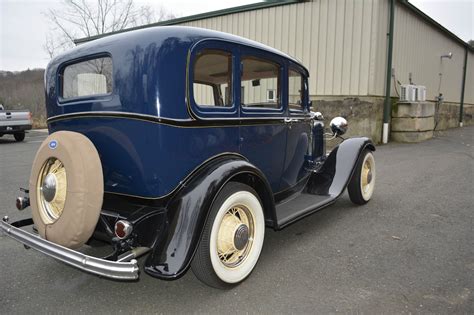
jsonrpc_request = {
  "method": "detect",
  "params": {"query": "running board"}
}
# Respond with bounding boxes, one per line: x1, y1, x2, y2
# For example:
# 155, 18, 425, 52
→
275, 192, 336, 229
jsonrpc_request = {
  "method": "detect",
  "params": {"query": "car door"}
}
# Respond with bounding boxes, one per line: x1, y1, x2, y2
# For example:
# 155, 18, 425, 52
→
279, 66, 311, 193
238, 48, 287, 193
187, 42, 240, 170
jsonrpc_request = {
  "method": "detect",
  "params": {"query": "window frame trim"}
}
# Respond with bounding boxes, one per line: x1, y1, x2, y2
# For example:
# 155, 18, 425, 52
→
287, 62, 310, 117
188, 41, 238, 118
57, 53, 114, 105
239, 48, 286, 117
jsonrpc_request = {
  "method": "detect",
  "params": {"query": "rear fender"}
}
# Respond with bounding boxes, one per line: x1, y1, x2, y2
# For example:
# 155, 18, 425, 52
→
307, 137, 375, 196
144, 154, 273, 280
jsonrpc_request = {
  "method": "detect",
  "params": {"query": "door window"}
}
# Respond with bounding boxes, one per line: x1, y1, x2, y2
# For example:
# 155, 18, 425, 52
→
288, 69, 305, 113
193, 49, 232, 107
241, 56, 280, 109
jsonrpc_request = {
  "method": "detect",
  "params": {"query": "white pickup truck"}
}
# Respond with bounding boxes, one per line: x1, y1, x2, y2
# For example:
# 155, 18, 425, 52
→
0, 104, 33, 142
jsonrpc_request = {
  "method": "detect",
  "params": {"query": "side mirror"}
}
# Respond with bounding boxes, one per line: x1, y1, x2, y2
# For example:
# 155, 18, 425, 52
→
330, 117, 348, 136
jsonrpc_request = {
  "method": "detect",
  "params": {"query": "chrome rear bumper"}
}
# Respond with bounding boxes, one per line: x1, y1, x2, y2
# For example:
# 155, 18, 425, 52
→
0, 216, 139, 280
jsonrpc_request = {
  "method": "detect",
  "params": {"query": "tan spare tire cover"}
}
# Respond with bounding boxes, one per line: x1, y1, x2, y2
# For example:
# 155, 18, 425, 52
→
29, 131, 103, 249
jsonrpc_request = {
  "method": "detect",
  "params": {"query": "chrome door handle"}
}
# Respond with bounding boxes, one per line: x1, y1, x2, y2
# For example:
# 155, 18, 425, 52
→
284, 118, 298, 123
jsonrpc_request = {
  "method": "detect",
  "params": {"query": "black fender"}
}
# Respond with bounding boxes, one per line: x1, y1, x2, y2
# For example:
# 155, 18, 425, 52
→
306, 137, 375, 197
144, 154, 274, 280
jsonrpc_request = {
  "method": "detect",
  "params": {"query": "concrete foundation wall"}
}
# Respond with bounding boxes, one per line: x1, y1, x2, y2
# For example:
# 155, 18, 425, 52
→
311, 96, 472, 144
435, 102, 474, 130
311, 96, 384, 144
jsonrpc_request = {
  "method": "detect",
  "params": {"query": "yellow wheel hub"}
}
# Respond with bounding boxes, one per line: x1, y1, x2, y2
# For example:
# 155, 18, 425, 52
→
37, 158, 67, 224
361, 160, 372, 190
217, 205, 254, 268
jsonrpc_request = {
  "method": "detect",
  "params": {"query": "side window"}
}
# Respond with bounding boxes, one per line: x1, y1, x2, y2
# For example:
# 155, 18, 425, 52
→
241, 56, 280, 109
193, 49, 232, 107
61, 57, 112, 99
288, 69, 304, 112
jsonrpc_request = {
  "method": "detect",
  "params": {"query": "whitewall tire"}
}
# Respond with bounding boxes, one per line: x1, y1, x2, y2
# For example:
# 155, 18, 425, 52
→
348, 149, 376, 205
191, 182, 265, 289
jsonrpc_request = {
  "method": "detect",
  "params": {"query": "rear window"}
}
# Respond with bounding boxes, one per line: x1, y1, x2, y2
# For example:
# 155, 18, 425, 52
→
61, 57, 112, 99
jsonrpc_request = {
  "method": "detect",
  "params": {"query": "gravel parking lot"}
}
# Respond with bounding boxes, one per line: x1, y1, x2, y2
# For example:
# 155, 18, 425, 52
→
1, 127, 473, 313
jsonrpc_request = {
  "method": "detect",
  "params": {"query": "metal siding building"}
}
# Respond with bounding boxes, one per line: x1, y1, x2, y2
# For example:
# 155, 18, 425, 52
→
392, 3, 473, 104
179, 0, 383, 98
76, 0, 474, 140
174, 0, 473, 105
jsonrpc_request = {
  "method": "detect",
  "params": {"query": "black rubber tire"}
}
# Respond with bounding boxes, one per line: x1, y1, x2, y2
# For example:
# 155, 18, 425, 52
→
191, 182, 264, 289
14, 132, 25, 142
348, 149, 375, 205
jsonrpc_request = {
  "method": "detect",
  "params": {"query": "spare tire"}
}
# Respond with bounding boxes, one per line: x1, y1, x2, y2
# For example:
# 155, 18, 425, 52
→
29, 131, 103, 249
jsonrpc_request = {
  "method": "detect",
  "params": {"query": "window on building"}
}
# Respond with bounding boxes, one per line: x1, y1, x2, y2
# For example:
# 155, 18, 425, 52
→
241, 56, 280, 109
267, 89, 276, 102
193, 49, 232, 107
61, 57, 112, 99
289, 69, 304, 112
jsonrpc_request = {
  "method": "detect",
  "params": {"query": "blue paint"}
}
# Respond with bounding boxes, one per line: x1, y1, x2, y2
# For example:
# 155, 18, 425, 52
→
45, 26, 313, 199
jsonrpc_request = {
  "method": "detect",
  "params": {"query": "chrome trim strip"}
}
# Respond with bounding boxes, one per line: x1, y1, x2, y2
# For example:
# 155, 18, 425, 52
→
0, 218, 139, 280
46, 111, 310, 124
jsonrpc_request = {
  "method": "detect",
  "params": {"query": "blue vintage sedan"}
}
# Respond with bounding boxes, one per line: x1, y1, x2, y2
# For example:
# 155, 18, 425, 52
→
1, 26, 375, 288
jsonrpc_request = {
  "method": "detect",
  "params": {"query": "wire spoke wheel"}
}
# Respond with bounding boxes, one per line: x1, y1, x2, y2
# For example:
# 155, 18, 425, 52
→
37, 157, 67, 224
191, 182, 265, 289
348, 149, 376, 205
360, 152, 375, 200
216, 205, 255, 268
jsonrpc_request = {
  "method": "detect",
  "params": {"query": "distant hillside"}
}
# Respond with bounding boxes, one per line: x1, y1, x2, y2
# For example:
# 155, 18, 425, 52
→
0, 69, 46, 128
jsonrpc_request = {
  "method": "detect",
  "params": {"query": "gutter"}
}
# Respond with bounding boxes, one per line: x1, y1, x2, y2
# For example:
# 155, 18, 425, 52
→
382, 0, 395, 144
459, 47, 468, 127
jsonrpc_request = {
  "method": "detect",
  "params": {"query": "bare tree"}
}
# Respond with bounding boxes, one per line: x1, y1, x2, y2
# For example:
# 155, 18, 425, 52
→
44, 0, 176, 57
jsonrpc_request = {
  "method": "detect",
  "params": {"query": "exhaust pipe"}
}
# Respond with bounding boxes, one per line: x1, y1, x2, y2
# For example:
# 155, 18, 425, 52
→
117, 247, 151, 262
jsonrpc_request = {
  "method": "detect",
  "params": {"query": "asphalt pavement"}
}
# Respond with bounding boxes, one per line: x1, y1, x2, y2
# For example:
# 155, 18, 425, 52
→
0, 127, 473, 314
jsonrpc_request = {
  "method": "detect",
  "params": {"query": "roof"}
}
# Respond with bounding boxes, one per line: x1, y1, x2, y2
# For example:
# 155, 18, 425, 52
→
60, 26, 308, 74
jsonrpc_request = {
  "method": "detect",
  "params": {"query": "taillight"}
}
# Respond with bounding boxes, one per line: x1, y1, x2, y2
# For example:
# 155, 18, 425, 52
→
114, 220, 133, 239
16, 196, 30, 210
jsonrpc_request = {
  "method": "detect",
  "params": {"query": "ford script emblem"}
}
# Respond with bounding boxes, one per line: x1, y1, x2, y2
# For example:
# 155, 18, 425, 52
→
48, 140, 58, 150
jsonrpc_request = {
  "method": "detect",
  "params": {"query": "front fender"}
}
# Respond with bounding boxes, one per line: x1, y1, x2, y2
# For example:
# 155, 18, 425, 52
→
144, 154, 272, 280
307, 137, 375, 197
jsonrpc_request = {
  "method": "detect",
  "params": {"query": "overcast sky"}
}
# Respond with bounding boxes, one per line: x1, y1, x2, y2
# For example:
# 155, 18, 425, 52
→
0, 0, 473, 71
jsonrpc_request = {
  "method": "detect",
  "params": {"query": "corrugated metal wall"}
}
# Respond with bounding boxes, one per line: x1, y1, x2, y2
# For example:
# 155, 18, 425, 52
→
179, 0, 383, 98
178, 0, 473, 105
392, 3, 474, 104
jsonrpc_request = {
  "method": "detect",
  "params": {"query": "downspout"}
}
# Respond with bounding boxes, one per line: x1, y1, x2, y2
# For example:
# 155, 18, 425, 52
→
459, 46, 468, 127
382, 0, 395, 144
